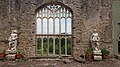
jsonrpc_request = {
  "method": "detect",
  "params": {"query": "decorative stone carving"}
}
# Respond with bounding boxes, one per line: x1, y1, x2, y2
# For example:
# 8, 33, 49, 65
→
90, 29, 100, 51
7, 30, 18, 51
90, 29, 102, 60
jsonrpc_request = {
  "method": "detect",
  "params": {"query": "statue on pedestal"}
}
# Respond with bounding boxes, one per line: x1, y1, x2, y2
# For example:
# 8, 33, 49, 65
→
90, 29, 102, 60
7, 30, 18, 51
90, 29, 100, 51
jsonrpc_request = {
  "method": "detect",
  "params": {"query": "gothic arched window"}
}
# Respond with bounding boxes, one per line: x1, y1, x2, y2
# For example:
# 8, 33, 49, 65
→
36, 2, 72, 56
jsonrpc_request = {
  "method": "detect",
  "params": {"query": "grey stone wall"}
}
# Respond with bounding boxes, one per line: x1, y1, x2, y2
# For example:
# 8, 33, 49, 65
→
64, 0, 113, 59
0, 0, 113, 59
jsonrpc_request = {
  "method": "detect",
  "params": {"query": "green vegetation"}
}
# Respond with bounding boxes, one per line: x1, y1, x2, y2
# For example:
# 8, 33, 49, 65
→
85, 48, 93, 55
101, 48, 110, 55
37, 37, 72, 55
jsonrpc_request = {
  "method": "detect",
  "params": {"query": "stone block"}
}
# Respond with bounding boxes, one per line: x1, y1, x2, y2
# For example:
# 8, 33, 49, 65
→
6, 54, 16, 60
6, 50, 17, 54
94, 56, 102, 60
93, 50, 102, 55
6, 50, 17, 60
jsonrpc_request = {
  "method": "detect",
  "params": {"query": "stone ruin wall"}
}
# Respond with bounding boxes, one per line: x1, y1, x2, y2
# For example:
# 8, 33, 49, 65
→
0, 0, 113, 59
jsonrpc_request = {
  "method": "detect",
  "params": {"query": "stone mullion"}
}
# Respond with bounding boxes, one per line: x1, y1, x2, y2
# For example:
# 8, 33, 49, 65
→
59, 18, 61, 34
47, 7, 49, 55
47, 18, 49, 56
52, 17, 55, 55
59, 18, 61, 56
65, 37, 67, 55
68, 10, 70, 17
65, 19, 67, 34
41, 15, 43, 34
41, 9, 43, 55
65, 10, 67, 55
41, 37, 43, 56
62, 8, 64, 17
53, 37, 55, 55
53, 18, 55, 34
59, 37, 61, 56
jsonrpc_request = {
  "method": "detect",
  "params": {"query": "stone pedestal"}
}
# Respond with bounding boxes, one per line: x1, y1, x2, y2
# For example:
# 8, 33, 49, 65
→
6, 50, 17, 60
93, 50, 102, 60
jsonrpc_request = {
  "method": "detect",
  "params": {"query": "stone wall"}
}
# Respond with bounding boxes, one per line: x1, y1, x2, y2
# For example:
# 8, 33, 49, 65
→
0, 0, 113, 59
64, 0, 113, 59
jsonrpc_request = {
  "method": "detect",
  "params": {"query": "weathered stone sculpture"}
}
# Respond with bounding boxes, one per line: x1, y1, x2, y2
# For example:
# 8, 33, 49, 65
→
6, 30, 18, 60
90, 29, 100, 51
7, 30, 17, 51
90, 29, 102, 60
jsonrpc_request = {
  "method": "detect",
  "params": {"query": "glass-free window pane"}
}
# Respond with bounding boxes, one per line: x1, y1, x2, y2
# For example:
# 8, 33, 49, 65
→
42, 8, 44, 17
59, 8, 62, 17
45, 8, 47, 17
66, 10, 69, 17
36, 12, 39, 17
61, 8, 63, 17
55, 18, 59, 34
67, 37, 72, 55
61, 38, 65, 54
48, 10, 50, 17
49, 38, 53, 54
55, 38, 59, 54
36, 18, 41, 34
43, 18, 47, 34
43, 37, 47, 54
49, 18, 53, 34
63, 8, 65, 17
61, 18, 65, 34
37, 37, 42, 54
67, 18, 72, 34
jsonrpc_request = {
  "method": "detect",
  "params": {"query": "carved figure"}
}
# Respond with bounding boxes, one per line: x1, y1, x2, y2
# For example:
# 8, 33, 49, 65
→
90, 29, 100, 51
8, 30, 17, 51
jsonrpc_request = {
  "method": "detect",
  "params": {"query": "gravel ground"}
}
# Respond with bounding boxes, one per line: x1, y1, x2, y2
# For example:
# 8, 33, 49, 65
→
0, 58, 119, 67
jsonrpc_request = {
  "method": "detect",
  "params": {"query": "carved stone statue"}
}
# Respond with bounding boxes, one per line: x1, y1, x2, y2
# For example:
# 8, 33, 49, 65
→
7, 30, 17, 51
90, 29, 102, 60
90, 29, 100, 51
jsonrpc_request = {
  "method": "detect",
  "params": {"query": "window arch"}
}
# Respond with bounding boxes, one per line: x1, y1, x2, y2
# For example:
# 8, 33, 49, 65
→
36, 2, 72, 56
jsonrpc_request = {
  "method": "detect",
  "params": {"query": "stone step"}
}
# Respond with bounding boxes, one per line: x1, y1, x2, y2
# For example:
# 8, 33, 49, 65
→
6, 54, 16, 60
94, 53, 102, 55
6, 50, 17, 54
94, 56, 102, 60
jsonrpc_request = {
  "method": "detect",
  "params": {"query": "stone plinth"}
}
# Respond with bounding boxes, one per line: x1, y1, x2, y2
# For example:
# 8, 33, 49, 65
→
6, 54, 16, 60
93, 50, 102, 60
6, 50, 17, 60
6, 50, 17, 54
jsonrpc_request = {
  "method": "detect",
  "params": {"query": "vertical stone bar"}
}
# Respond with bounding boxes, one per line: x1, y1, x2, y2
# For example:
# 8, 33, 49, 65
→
53, 18, 55, 34
53, 37, 55, 55
59, 18, 61, 56
41, 9, 43, 55
65, 37, 67, 55
53, 16, 55, 55
65, 11, 67, 55
59, 37, 61, 56
47, 18, 49, 56
41, 37, 43, 56
65, 14, 67, 33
